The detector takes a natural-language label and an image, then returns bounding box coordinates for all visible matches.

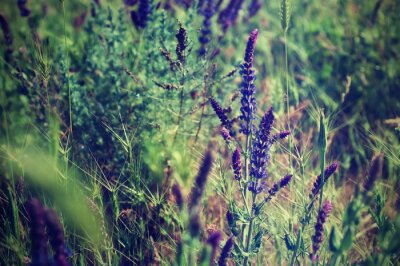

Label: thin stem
[243,193,257,266]
[284,31,292,169]
[318,148,326,213]
[241,133,251,247]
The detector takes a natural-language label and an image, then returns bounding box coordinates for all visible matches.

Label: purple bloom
[310,200,333,262]
[218,0,245,33]
[209,97,233,134]
[226,210,235,226]
[189,212,201,237]
[264,174,292,202]
[176,22,188,65]
[17,0,31,17]
[207,231,222,265]
[130,0,151,28]
[189,151,214,210]
[218,236,234,266]
[123,0,137,6]
[270,130,291,144]
[172,183,184,210]
[247,0,261,19]
[0,14,13,62]
[198,0,215,56]
[220,127,232,144]
[364,153,383,191]
[232,147,242,181]
[250,108,274,180]
[26,198,48,266]
[45,209,70,266]
[239,29,259,135]
[310,162,339,199]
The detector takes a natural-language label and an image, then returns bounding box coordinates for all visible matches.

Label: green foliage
[0,0,399,265]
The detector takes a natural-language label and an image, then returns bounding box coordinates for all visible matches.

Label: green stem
[284,30,292,169]
[243,193,257,266]
[241,133,251,247]
[318,148,326,213]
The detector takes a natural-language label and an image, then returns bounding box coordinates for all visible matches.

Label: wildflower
[239,29,259,135]
[209,97,233,133]
[26,198,48,266]
[310,200,333,262]
[0,13,13,62]
[226,210,235,227]
[198,0,215,56]
[130,0,151,28]
[250,108,274,180]
[189,212,201,237]
[270,130,291,144]
[17,0,31,17]
[310,162,339,199]
[172,183,184,210]
[123,0,137,6]
[218,0,245,33]
[364,153,383,192]
[73,10,87,29]
[45,209,70,266]
[247,0,261,19]
[220,127,232,144]
[189,151,214,210]
[264,174,293,202]
[232,147,242,181]
[175,22,188,65]
[207,231,222,265]
[218,236,234,266]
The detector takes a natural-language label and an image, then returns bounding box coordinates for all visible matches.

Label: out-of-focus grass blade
[3,145,101,247]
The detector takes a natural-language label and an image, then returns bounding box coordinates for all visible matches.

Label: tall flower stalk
[210,29,291,265]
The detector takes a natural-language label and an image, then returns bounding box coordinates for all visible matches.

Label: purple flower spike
[130,0,151,28]
[207,231,222,265]
[310,162,339,199]
[45,209,70,266]
[239,29,259,135]
[172,183,184,210]
[271,130,291,144]
[209,97,233,133]
[244,29,258,65]
[218,0,245,33]
[247,0,261,19]
[26,198,48,265]
[264,174,292,202]
[250,108,274,180]
[310,200,333,262]
[218,236,234,266]
[198,0,215,56]
[232,147,242,181]
[220,127,232,144]
[17,0,31,17]
[189,151,214,210]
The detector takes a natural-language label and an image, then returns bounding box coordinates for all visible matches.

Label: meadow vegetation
[0,0,399,265]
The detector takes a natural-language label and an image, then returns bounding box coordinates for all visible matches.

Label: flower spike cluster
[239,29,258,135]
[198,0,215,56]
[310,200,333,262]
[250,108,274,180]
